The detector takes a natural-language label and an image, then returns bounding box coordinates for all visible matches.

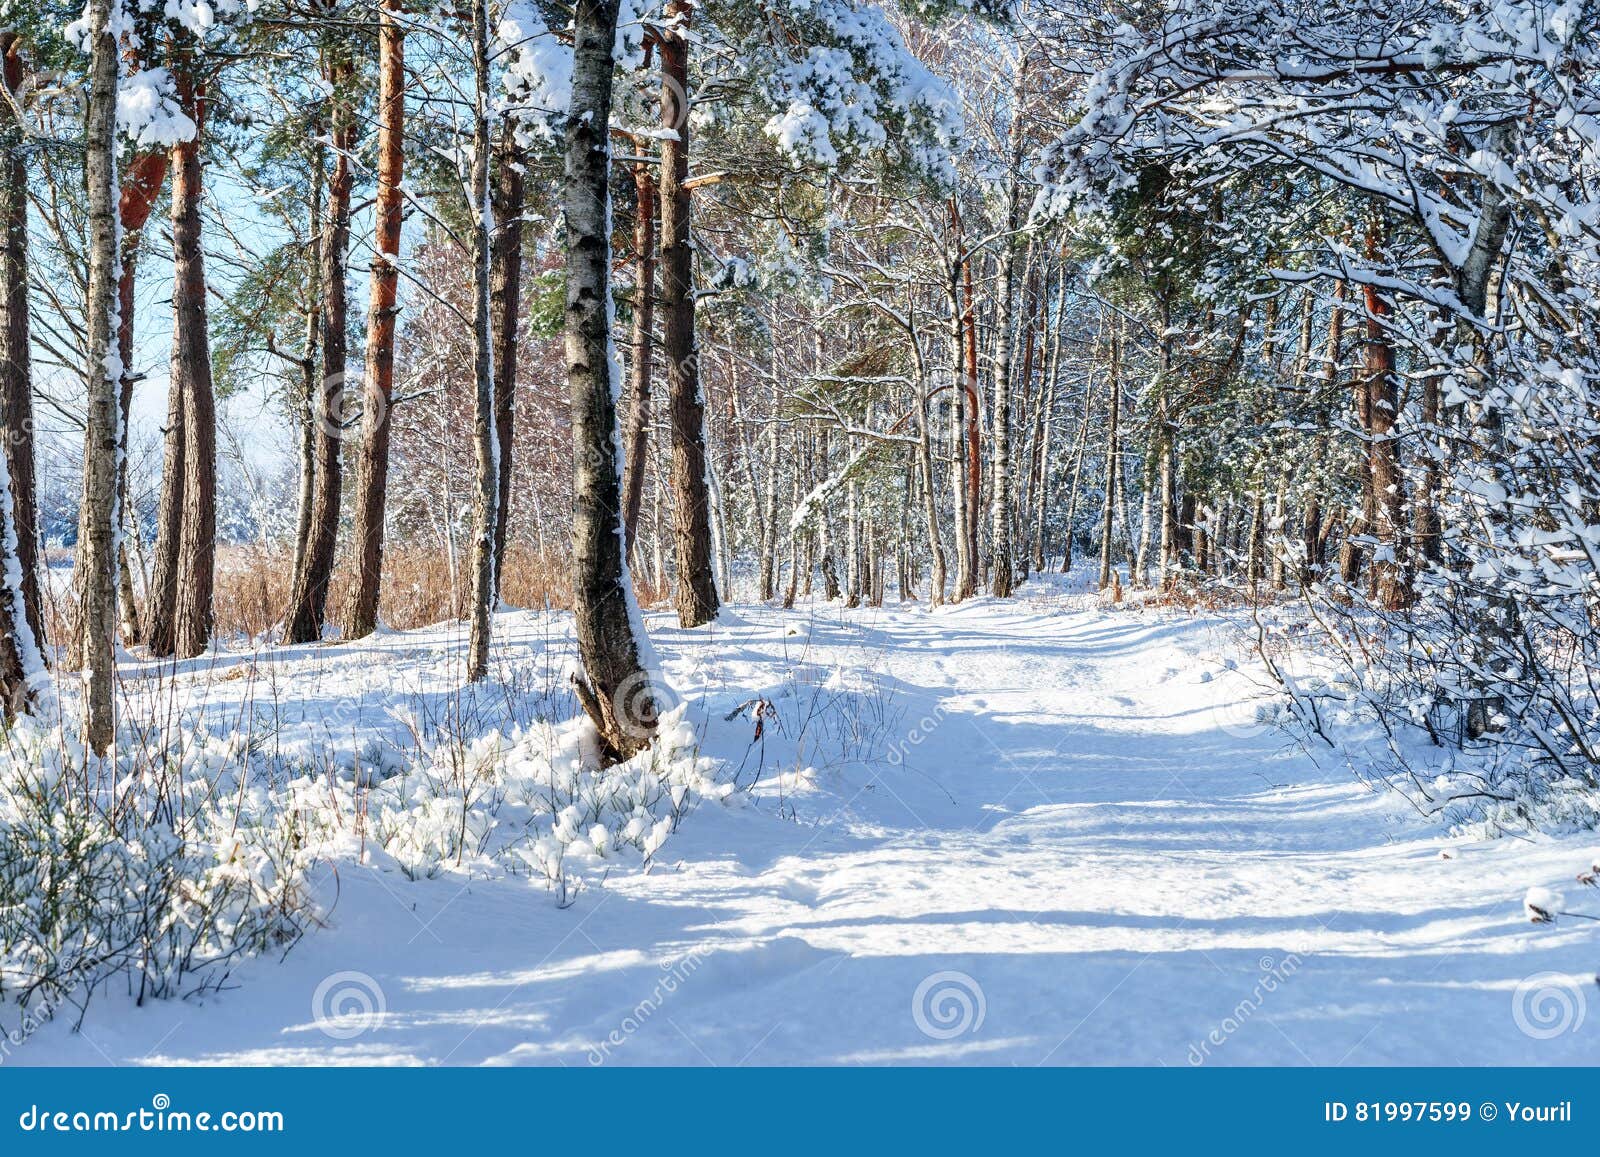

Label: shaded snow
[14,575,1599,1065]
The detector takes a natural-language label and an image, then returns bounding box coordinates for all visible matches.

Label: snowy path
[22,583,1599,1065]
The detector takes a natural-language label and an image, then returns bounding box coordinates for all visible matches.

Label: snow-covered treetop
[63,0,263,146]
[1033,0,1600,319]
[497,0,651,142]
[496,0,964,182]
[755,0,961,181]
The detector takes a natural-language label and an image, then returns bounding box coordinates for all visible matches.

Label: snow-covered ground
[15,574,1599,1065]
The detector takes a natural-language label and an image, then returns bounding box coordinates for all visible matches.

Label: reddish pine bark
[0,37,40,652]
[659,3,719,627]
[170,66,216,658]
[344,6,405,640]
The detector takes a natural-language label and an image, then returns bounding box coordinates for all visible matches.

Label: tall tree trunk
[1301,490,1323,584]
[844,469,861,607]
[1175,489,1196,562]
[1060,354,1095,573]
[1134,443,1156,586]
[142,359,185,655]
[290,147,323,591]
[171,63,216,659]
[1098,324,1121,591]
[1270,471,1289,590]
[915,363,945,606]
[946,263,972,601]
[989,60,1028,598]
[1246,489,1265,589]
[1361,216,1407,610]
[465,0,498,681]
[782,439,801,608]
[961,246,981,595]
[565,0,655,762]
[489,124,524,592]
[344,2,405,639]
[1157,435,1177,585]
[77,0,120,753]
[1152,296,1177,587]
[1413,370,1443,569]
[0,31,41,718]
[1027,264,1057,574]
[1315,280,1362,590]
[659,2,718,627]
[758,358,780,600]
[0,35,39,653]
[136,145,185,660]
[285,62,352,644]
[818,424,840,600]
[112,149,171,649]
[622,161,655,551]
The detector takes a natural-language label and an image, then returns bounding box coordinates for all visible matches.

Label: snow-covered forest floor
[15,572,1598,1066]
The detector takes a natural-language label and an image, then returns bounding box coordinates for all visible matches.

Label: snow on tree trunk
[76,0,122,754]
[565,0,658,763]
[465,0,499,682]
[0,33,39,666]
[1099,323,1121,592]
[989,57,1029,600]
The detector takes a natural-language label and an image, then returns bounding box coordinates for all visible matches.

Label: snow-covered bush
[1249,593,1600,837]
[0,654,733,1029]
[364,705,731,901]
[0,717,321,1028]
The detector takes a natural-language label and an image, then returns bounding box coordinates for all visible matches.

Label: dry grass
[1137,576,1293,613]
[211,541,589,641]
[47,540,672,650]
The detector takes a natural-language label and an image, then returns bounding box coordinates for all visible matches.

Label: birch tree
[74,0,122,753]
